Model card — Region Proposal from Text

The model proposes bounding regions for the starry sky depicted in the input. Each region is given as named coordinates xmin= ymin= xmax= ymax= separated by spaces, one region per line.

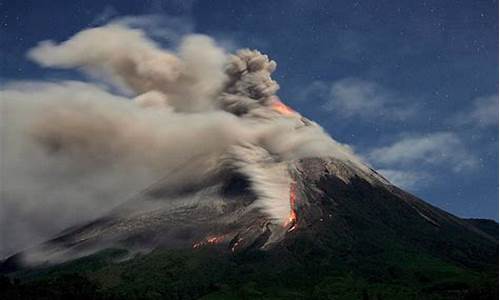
xmin=1 ymin=0 xmax=498 ymax=220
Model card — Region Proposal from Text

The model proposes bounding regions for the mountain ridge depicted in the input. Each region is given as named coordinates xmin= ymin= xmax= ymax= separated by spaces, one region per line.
xmin=1 ymin=156 xmax=497 ymax=299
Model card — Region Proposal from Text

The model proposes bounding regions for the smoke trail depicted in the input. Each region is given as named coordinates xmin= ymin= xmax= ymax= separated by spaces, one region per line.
xmin=0 ymin=80 xmax=253 ymax=256
xmin=28 ymin=24 xmax=228 ymax=112
xmin=220 ymin=143 xmax=292 ymax=222
xmin=1 ymin=22 xmax=367 ymax=257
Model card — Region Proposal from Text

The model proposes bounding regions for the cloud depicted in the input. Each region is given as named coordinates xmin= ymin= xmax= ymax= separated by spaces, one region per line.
xmin=299 ymin=78 xmax=417 ymax=121
xmin=326 ymin=78 xmax=417 ymax=120
xmin=451 ymin=94 xmax=499 ymax=128
xmin=377 ymin=169 xmax=429 ymax=190
xmin=89 ymin=5 xmax=118 ymax=26
xmin=1 ymin=80 xmax=267 ymax=256
xmin=110 ymin=14 xmax=194 ymax=43
xmin=295 ymin=80 xmax=329 ymax=103
xmin=367 ymin=132 xmax=477 ymax=173
xmin=27 ymin=24 xmax=228 ymax=112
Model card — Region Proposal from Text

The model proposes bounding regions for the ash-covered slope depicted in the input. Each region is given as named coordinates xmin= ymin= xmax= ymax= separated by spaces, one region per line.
xmin=2 ymin=155 xmax=497 ymax=274
xmin=292 ymin=157 xmax=497 ymax=270
xmin=1 ymin=156 xmax=498 ymax=300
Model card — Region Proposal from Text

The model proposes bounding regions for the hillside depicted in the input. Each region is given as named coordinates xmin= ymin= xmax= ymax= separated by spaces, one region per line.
xmin=1 ymin=157 xmax=497 ymax=299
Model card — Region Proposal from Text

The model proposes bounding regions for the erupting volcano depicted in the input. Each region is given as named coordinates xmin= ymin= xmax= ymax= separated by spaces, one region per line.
xmin=1 ymin=22 xmax=497 ymax=300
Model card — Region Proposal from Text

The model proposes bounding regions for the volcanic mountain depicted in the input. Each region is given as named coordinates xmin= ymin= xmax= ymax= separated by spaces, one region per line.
xmin=1 ymin=33 xmax=498 ymax=299
xmin=3 ymin=153 xmax=498 ymax=265
xmin=2 ymin=154 xmax=498 ymax=298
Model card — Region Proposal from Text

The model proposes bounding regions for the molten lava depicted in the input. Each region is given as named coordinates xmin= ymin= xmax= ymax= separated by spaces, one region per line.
xmin=270 ymin=96 xmax=295 ymax=116
xmin=192 ymin=235 xmax=225 ymax=249
xmin=284 ymin=181 xmax=298 ymax=232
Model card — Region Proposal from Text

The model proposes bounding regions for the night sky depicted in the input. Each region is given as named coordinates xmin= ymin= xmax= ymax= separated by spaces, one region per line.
xmin=1 ymin=0 xmax=498 ymax=220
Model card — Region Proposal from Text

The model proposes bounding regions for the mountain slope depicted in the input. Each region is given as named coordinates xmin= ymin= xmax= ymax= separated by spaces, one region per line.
xmin=1 ymin=156 xmax=497 ymax=299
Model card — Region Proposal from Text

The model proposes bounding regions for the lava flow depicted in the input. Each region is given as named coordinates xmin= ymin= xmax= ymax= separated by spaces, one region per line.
xmin=192 ymin=235 xmax=225 ymax=249
xmin=284 ymin=181 xmax=298 ymax=232
xmin=270 ymin=96 xmax=295 ymax=116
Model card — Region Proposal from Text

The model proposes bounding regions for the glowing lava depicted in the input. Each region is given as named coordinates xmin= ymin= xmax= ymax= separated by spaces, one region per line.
xmin=270 ymin=96 xmax=295 ymax=116
xmin=192 ymin=235 xmax=225 ymax=249
xmin=284 ymin=181 xmax=298 ymax=232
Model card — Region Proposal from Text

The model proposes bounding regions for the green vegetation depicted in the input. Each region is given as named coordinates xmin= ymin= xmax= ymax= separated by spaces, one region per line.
xmin=1 ymin=240 xmax=497 ymax=300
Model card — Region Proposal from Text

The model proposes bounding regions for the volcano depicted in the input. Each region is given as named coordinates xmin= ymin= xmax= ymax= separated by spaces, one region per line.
xmin=1 ymin=44 xmax=498 ymax=299
xmin=4 ymin=151 xmax=497 ymax=264
xmin=1 ymin=155 xmax=498 ymax=299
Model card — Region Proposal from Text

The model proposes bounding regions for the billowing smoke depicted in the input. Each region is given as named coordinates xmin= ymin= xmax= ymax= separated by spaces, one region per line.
xmin=27 ymin=25 xmax=227 ymax=112
xmin=1 ymin=23 xmax=364 ymax=257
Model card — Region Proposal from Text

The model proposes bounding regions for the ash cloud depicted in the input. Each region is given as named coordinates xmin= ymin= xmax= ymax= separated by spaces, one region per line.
xmin=1 ymin=22 xmax=365 ymax=257
xmin=1 ymin=81 xmax=252 ymax=256
xmin=28 ymin=24 xmax=227 ymax=112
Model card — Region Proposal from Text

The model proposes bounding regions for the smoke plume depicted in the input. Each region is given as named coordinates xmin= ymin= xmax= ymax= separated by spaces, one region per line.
xmin=1 ymin=22 xmax=365 ymax=257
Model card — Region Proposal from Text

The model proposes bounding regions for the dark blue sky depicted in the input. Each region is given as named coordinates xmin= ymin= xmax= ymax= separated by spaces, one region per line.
xmin=1 ymin=0 xmax=498 ymax=220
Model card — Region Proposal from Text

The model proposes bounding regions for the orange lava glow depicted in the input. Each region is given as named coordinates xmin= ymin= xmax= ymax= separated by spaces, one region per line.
xmin=271 ymin=96 xmax=295 ymax=116
xmin=284 ymin=182 xmax=298 ymax=232
xmin=192 ymin=235 xmax=225 ymax=249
